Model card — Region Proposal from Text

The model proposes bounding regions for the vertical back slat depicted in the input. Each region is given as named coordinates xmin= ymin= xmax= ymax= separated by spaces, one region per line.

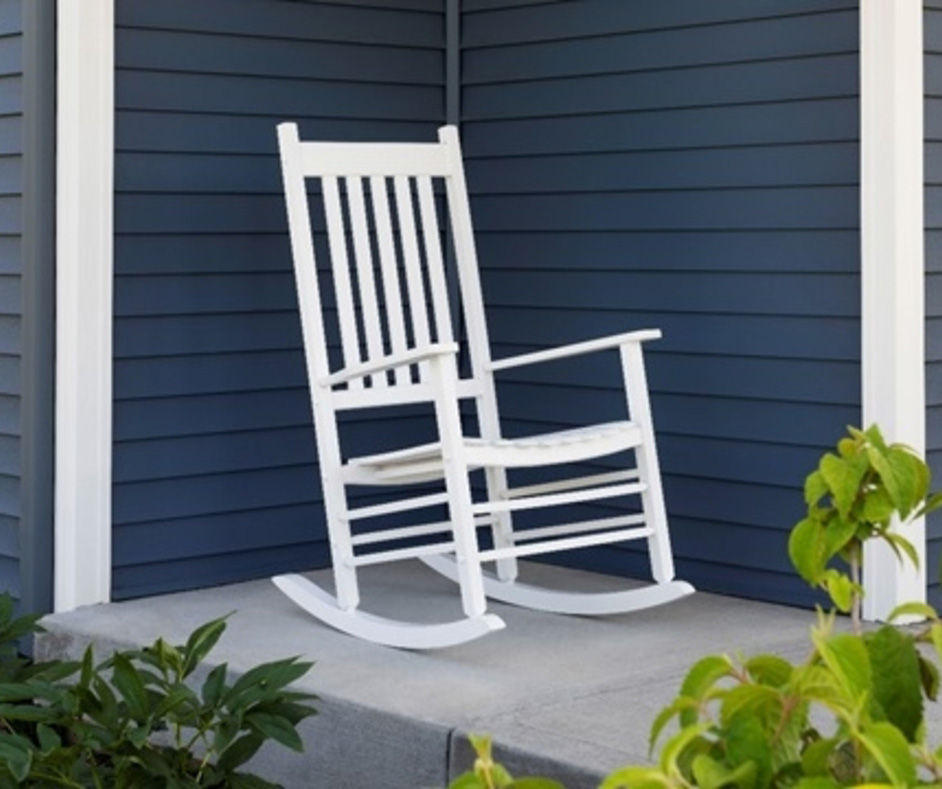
xmin=370 ymin=176 xmax=409 ymax=386
xmin=322 ymin=175 xmax=362 ymax=390
xmin=346 ymin=176 xmax=386 ymax=387
xmin=417 ymin=176 xmax=453 ymax=344
xmin=394 ymin=176 xmax=432 ymax=380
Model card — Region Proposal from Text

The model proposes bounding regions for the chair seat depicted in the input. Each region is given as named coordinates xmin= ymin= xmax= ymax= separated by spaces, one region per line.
xmin=344 ymin=420 xmax=642 ymax=484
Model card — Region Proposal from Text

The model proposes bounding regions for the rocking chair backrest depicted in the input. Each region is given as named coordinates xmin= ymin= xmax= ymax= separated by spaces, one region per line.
xmin=277 ymin=123 xmax=493 ymax=411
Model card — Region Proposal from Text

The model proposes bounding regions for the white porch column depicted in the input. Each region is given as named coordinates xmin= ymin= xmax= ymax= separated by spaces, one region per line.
xmin=860 ymin=0 xmax=926 ymax=620
xmin=54 ymin=0 xmax=115 ymax=611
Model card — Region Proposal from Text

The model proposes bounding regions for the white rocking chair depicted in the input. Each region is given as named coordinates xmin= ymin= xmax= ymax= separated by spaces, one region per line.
xmin=273 ymin=123 xmax=694 ymax=649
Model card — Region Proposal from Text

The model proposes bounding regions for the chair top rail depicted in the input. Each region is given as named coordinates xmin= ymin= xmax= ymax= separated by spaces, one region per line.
xmin=297 ymin=139 xmax=450 ymax=177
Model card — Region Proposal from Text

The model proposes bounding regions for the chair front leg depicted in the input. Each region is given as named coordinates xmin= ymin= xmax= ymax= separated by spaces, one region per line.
xmin=428 ymin=354 xmax=488 ymax=617
xmin=619 ymin=341 xmax=676 ymax=583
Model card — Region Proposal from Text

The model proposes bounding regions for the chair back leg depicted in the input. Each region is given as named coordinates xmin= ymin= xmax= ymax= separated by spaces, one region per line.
xmin=620 ymin=342 xmax=676 ymax=584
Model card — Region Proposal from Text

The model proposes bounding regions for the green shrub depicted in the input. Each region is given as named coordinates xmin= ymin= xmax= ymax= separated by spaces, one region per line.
xmin=454 ymin=425 xmax=942 ymax=788
xmin=0 ymin=606 xmax=316 ymax=787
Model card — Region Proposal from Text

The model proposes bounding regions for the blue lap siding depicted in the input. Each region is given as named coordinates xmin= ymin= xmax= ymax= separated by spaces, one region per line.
xmin=461 ymin=0 xmax=860 ymax=605
xmin=0 ymin=0 xmax=54 ymax=614
xmin=111 ymin=0 xmax=445 ymax=598
xmin=926 ymin=0 xmax=942 ymax=608
xmin=111 ymin=0 xmax=863 ymax=608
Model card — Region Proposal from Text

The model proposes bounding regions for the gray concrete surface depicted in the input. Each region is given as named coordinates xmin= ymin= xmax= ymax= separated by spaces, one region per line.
xmin=37 ymin=562 xmax=844 ymax=788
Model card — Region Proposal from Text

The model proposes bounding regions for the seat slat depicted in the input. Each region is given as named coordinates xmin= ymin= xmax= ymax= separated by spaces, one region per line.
xmin=322 ymin=175 xmax=362 ymax=390
xmin=346 ymin=176 xmax=386 ymax=388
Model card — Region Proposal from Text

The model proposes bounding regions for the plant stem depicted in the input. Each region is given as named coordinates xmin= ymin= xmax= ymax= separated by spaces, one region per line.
xmin=850 ymin=545 xmax=862 ymax=635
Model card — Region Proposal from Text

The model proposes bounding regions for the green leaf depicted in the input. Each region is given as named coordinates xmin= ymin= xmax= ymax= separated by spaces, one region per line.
xmin=744 ymin=655 xmax=793 ymax=687
xmin=802 ymin=737 xmax=838 ymax=776
xmin=659 ymin=723 xmax=710 ymax=775
xmin=930 ymin=623 xmax=942 ymax=666
xmin=823 ymin=570 xmax=854 ymax=613
xmin=867 ymin=446 xmax=904 ymax=513
xmin=228 ymin=774 xmax=282 ymax=789
xmin=863 ymin=488 xmax=895 ymax=524
xmin=600 ymin=767 xmax=672 ymax=789
xmin=919 ymin=653 xmax=940 ymax=701
xmin=111 ymin=652 xmax=150 ymax=721
xmin=805 ymin=470 xmax=829 ymax=506
xmin=867 ymin=626 xmax=923 ymax=742
xmin=789 ymin=518 xmax=826 ymax=584
xmin=648 ymin=697 xmax=698 ymax=754
xmin=0 ymin=734 xmax=33 ymax=783
xmin=35 ymin=724 xmax=59 ymax=754
xmin=726 ymin=713 xmax=772 ymax=787
xmin=884 ymin=532 xmax=919 ymax=569
xmin=181 ymin=616 xmax=229 ymax=678
xmin=820 ymin=452 xmax=869 ymax=519
xmin=888 ymin=601 xmax=938 ymax=622
xmin=857 ymin=721 xmax=917 ymax=786
xmin=823 ymin=517 xmax=858 ymax=561
xmin=246 ymin=711 xmax=304 ymax=752
xmin=913 ymin=491 xmax=942 ymax=520
xmin=886 ymin=447 xmax=920 ymax=518
xmin=720 ymin=684 xmax=780 ymax=726
xmin=217 ymin=733 xmax=265 ymax=772
xmin=202 ymin=662 xmax=228 ymax=708
xmin=677 ymin=655 xmax=732 ymax=725
xmin=794 ymin=779 xmax=843 ymax=789
xmin=813 ymin=632 xmax=872 ymax=701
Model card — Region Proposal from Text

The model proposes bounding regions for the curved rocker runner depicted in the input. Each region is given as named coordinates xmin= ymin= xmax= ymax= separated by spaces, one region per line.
xmin=274 ymin=122 xmax=694 ymax=649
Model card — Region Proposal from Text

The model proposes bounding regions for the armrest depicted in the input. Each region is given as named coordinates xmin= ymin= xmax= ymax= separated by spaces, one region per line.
xmin=488 ymin=330 xmax=661 ymax=372
xmin=319 ymin=342 xmax=458 ymax=386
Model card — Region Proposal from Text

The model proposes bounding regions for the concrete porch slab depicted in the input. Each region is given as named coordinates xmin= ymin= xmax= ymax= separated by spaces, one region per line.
xmin=37 ymin=562 xmax=857 ymax=788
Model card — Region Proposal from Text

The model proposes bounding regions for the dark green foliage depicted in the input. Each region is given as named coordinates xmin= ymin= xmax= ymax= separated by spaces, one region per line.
xmin=0 ymin=607 xmax=316 ymax=787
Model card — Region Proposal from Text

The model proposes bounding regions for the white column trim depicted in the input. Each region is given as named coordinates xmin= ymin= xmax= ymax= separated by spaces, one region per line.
xmin=860 ymin=0 xmax=926 ymax=620
xmin=54 ymin=0 xmax=114 ymax=611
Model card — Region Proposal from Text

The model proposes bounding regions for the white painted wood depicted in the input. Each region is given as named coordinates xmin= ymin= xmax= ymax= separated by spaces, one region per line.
xmin=55 ymin=0 xmax=114 ymax=612
xmin=472 ymin=482 xmax=645 ymax=516
xmin=479 ymin=527 xmax=652 ymax=563
xmin=489 ymin=329 xmax=662 ymax=372
xmin=507 ymin=469 xmax=640 ymax=499
xmin=421 ymin=556 xmax=694 ymax=616
xmin=346 ymin=176 xmax=386 ymax=388
xmin=416 ymin=175 xmax=453 ymax=343
xmin=621 ymin=341 xmax=676 ymax=583
xmin=278 ymin=124 xmax=360 ymax=611
xmin=272 ymin=574 xmax=505 ymax=650
xmin=322 ymin=174 xmax=362 ymax=389
xmin=276 ymin=123 xmax=692 ymax=647
xmin=300 ymin=142 xmax=449 ymax=177
xmin=370 ymin=176 xmax=409 ymax=385
xmin=860 ymin=0 xmax=926 ymax=621
xmin=321 ymin=342 xmax=458 ymax=387
xmin=394 ymin=176 xmax=432 ymax=380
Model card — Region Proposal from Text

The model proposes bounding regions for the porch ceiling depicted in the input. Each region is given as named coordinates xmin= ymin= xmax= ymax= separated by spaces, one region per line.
xmin=34 ymin=562 xmax=880 ymax=788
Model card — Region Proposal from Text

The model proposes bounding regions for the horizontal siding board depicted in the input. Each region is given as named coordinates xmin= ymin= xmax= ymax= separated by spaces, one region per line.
xmin=112 ymin=542 xmax=331 ymax=601
xmin=482 ymin=270 xmax=858 ymax=316
xmin=468 ymin=143 xmax=859 ymax=192
xmin=464 ymin=55 xmax=856 ymax=121
xmin=464 ymin=11 xmax=856 ymax=83
xmin=463 ymin=98 xmax=859 ymax=155
xmin=0 ymin=474 xmax=19 ymax=518
xmin=496 ymin=352 xmax=860 ymax=406
xmin=469 ymin=188 xmax=858 ymax=231
xmin=116 ymin=112 xmax=437 ymax=154
xmin=0 ymin=435 xmax=17 ymax=476
xmin=0 ymin=356 xmax=19 ymax=396
xmin=476 ymin=230 xmax=860 ymax=273
xmin=117 ymin=28 xmax=443 ymax=85
xmin=0 ymin=34 xmax=22 ymax=77
xmin=117 ymin=0 xmax=442 ymax=48
xmin=462 ymin=0 xmax=855 ymax=48
xmin=0 ymin=317 xmax=20 ymax=354
xmin=116 ymin=70 xmax=442 ymax=121
xmin=487 ymin=311 xmax=858 ymax=360
xmin=0 ymin=394 xmax=18 ymax=435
